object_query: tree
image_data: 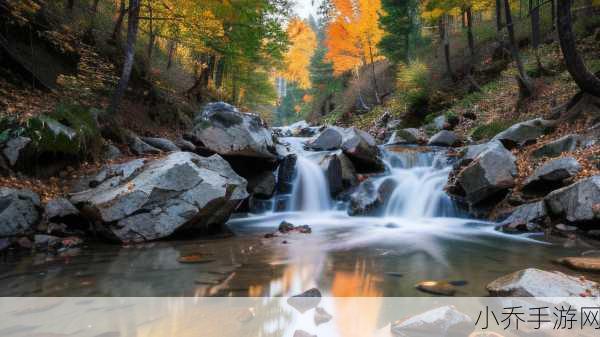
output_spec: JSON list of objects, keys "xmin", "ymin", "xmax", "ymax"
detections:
[
  {"xmin": 557, "ymin": 0, "xmax": 600, "ymax": 97},
  {"xmin": 379, "ymin": 0, "xmax": 420, "ymax": 63},
  {"xmin": 503, "ymin": 0, "xmax": 534, "ymax": 97},
  {"xmin": 281, "ymin": 18, "xmax": 317, "ymax": 89},
  {"xmin": 108, "ymin": 0, "xmax": 141, "ymax": 115}
]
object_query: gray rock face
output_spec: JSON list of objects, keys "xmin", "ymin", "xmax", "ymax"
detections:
[
  {"xmin": 306, "ymin": 127, "xmax": 343, "ymax": 151},
  {"xmin": 349, "ymin": 178, "xmax": 397, "ymax": 215},
  {"xmin": 0, "ymin": 188, "xmax": 41, "ymax": 237},
  {"xmin": 428, "ymin": 130, "xmax": 458, "ymax": 147},
  {"xmin": 486, "ymin": 268, "xmax": 600, "ymax": 297},
  {"xmin": 276, "ymin": 154, "xmax": 297, "ymax": 194},
  {"xmin": 390, "ymin": 306, "xmax": 473, "ymax": 337},
  {"xmin": 544, "ymin": 176, "xmax": 600, "ymax": 225},
  {"xmin": 129, "ymin": 136, "xmax": 161, "ymax": 155},
  {"xmin": 104, "ymin": 144, "xmax": 122, "ymax": 160},
  {"xmin": 454, "ymin": 143, "xmax": 516, "ymax": 205},
  {"xmin": 338, "ymin": 152, "xmax": 358, "ymax": 187},
  {"xmin": 341, "ymin": 127, "xmax": 384, "ymax": 172},
  {"xmin": 174, "ymin": 137, "xmax": 197, "ymax": 152},
  {"xmin": 247, "ymin": 171, "xmax": 276, "ymax": 198},
  {"xmin": 3, "ymin": 136, "xmax": 31, "ymax": 166},
  {"xmin": 492, "ymin": 118, "xmax": 555, "ymax": 148},
  {"xmin": 319, "ymin": 153, "xmax": 343, "ymax": 196},
  {"xmin": 45, "ymin": 197, "xmax": 79, "ymax": 222},
  {"xmin": 499, "ymin": 201, "xmax": 547, "ymax": 231},
  {"xmin": 70, "ymin": 152, "xmax": 248, "ymax": 242},
  {"xmin": 460, "ymin": 140, "xmax": 506, "ymax": 164},
  {"xmin": 523, "ymin": 157, "xmax": 581, "ymax": 191},
  {"xmin": 532, "ymin": 134, "xmax": 585, "ymax": 158},
  {"xmin": 191, "ymin": 102, "xmax": 275, "ymax": 159},
  {"xmin": 140, "ymin": 137, "xmax": 180, "ymax": 152},
  {"xmin": 387, "ymin": 128, "xmax": 421, "ymax": 145}
]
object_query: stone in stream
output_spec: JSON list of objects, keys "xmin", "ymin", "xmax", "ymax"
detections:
[
  {"xmin": 276, "ymin": 154, "xmax": 297, "ymax": 194},
  {"xmin": 278, "ymin": 221, "xmax": 311, "ymax": 234},
  {"xmin": 415, "ymin": 280, "xmax": 458, "ymax": 296},
  {"xmin": 531, "ymin": 134, "xmax": 586, "ymax": 158},
  {"xmin": 287, "ymin": 288, "xmax": 322, "ymax": 313},
  {"xmin": 544, "ymin": 175, "xmax": 600, "ymax": 226},
  {"xmin": 70, "ymin": 152, "xmax": 248, "ymax": 242},
  {"xmin": 338, "ymin": 152, "xmax": 359, "ymax": 187},
  {"xmin": 140, "ymin": 137, "xmax": 180, "ymax": 152},
  {"xmin": 190, "ymin": 102, "xmax": 276, "ymax": 159},
  {"xmin": 390, "ymin": 305, "xmax": 473, "ymax": 337},
  {"xmin": 293, "ymin": 330, "xmax": 316, "ymax": 337},
  {"xmin": 486, "ymin": 268, "xmax": 600, "ymax": 297},
  {"xmin": 246, "ymin": 171, "xmax": 276, "ymax": 198},
  {"xmin": 341, "ymin": 127, "xmax": 385, "ymax": 172},
  {"xmin": 3, "ymin": 136, "xmax": 31, "ymax": 166},
  {"xmin": 498, "ymin": 201, "xmax": 547, "ymax": 233},
  {"xmin": 555, "ymin": 257, "xmax": 600, "ymax": 272},
  {"xmin": 491, "ymin": 118, "xmax": 556, "ymax": 148},
  {"xmin": 348, "ymin": 178, "xmax": 397, "ymax": 216},
  {"xmin": 319, "ymin": 153, "xmax": 343, "ymax": 196},
  {"xmin": 45, "ymin": 197, "xmax": 80, "ymax": 223},
  {"xmin": 178, "ymin": 254, "xmax": 216, "ymax": 264},
  {"xmin": 387, "ymin": 128, "xmax": 421, "ymax": 145},
  {"xmin": 427, "ymin": 130, "xmax": 458, "ymax": 147},
  {"xmin": 0, "ymin": 188, "xmax": 41, "ymax": 237},
  {"xmin": 522, "ymin": 157, "xmax": 581, "ymax": 192},
  {"xmin": 305, "ymin": 127, "xmax": 343, "ymax": 151},
  {"xmin": 314, "ymin": 307, "xmax": 333, "ymax": 325}
]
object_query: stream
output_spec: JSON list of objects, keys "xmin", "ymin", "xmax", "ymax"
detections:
[{"xmin": 0, "ymin": 137, "xmax": 595, "ymax": 297}]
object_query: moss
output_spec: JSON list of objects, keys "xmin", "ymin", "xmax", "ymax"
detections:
[{"xmin": 470, "ymin": 120, "xmax": 515, "ymax": 141}]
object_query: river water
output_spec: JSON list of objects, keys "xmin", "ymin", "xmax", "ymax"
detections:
[{"xmin": 0, "ymin": 137, "xmax": 595, "ymax": 296}]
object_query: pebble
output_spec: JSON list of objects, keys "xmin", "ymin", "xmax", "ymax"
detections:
[
  {"xmin": 555, "ymin": 257, "xmax": 600, "ymax": 272},
  {"xmin": 415, "ymin": 281, "xmax": 458, "ymax": 296},
  {"xmin": 177, "ymin": 254, "xmax": 215, "ymax": 264}
]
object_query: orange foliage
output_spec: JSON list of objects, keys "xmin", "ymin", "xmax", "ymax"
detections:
[
  {"xmin": 282, "ymin": 18, "xmax": 317, "ymax": 88},
  {"xmin": 325, "ymin": 0, "xmax": 385, "ymax": 74}
]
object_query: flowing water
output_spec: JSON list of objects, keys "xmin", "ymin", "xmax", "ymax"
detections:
[{"xmin": 0, "ymin": 137, "xmax": 596, "ymax": 297}]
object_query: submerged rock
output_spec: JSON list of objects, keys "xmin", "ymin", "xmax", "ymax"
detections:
[
  {"xmin": 428, "ymin": 130, "xmax": 458, "ymax": 147},
  {"xmin": 523, "ymin": 157, "xmax": 581, "ymax": 192},
  {"xmin": 544, "ymin": 175, "xmax": 600, "ymax": 226},
  {"xmin": 0, "ymin": 188, "xmax": 41, "ymax": 237},
  {"xmin": 415, "ymin": 281, "xmax": 458, "ymax": 296},
  {"xmin": 293, "ymin": 330, "xmax": 316, "ymax": 337},
  {"xmin": 140, "ymin": 137, "xmax": 180, "ymax": 152},
  {"xmin": 191, "ymin": 102, "xmax": 276, "ymax": 159},
  {"xmin": 390, "ymin": 306, "xmax": 473, "ymax": 337},
  {"xmin": 556, "ymin": 257, "xmax": 600, "ymax": 272},
  {"xmin": 70, "ymin": 152, "xmax": 248, "ymax": 242},
  {"xmin": 492, "ymin": 118, "xmax": 555, "ymax": 148},
  {"xmin": 349, "ymin": 178, "xmax": 397, "ymax": 215},
  {"xmin": 314, "ymin": 307, "xmax": 333, "ymax": 325},
  {"xmin": 486, "ymin": 268, "xmax": 600, "ymax": 297},
  {"xmin": 287, "ymin": 288, "xmax": 322, "ymax": 313}
]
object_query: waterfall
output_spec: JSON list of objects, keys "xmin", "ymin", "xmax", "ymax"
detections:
[
  {"xmin": 290, "ymin": 156, "xmax": 332, "ymax": 212},
  {"xmin": 381, "ymin": 150, "xmax": 458, "ymax": 218}
]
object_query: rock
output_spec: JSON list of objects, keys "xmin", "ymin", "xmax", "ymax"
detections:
[
  {"xmin": 342, "ymin": 127, "xmax": 384, "ymax": 172},
  {"xmin": 338, "ymin": 152, "xmax": 358, "ymax": 187},
  {"xmin": 104, "ymin": 144, "xmax": 122, "ymax": 160},
  {"xmin": 306, "ymin": 127, "xmax": 343, "ymax": 151},
  {"xmin": 492, "ymin": 118, "xmax": 556, "ymax": 148},
  {"xmin": 460, "ymin": 140, "xmax": 506, "ymax": 164},
  {"xmin": 453, "ymin": 143, "xmax": 516, "ymax": 206},
  {"xmin": 287, "ymin": 288, "xmax": 322, "ymax": 313},
  {"xmin": 174, "ymin": 137, "xmax": 196, "ymax": 152},
  {"xmin": 486, "ymin": 268, "xmax": 600, "ymax": 297},
  {"xmin": 544, "ymin": 176, "xmax": 600, "ymax": 225},
  {"xmin": 498, "ymin": 201, "xmax": 547, "ymax": 232},
  {"xmin": 349, "ymin": 178, "xmax": 397, "ymax": 215},
  {"xmin": 140, "ymin": 137, "xmax": 180, "ymax": 152},
  {"xmin": 314, "ymin": 307, "xmax": 332, "ymax": 325},
  {"xmin": 0, "ymin": 238, "xmax": 9, "ymax": 252},
  {"xmin": 293, "ymin": 330, "xmax": 316, "ymax": 337},
  {"xmin": 289, "ymin": 120, "xmax": 317, "ymax": 137},
  {"xmin": 3, "ymin": 136, "xmax": 31, "ymax": 166},
  {"xmin": 428, "ymin": 130, "xmax": 458, "ymax": 147},
  {"xmin": 247, "ymin": 171, "xmax": 276, "ymax": 198},
  {"xmin": 556, "ymin": 257, "xmax": 600, "ymax": 272},
  {"xmin": 433, "ymin": 115, "xmax": 447, "ymax": 130},
  {"xmin": 70, "ymin": 152, "xmax": 248, "ymax": 242},
  {"xmin": 555, "ymin": 223, "xmax": 577, "ymax": 232},
  {"xmin": 177, "ymin": 254, "xmax": 215, "ymax": 264},
  {"xmin": 319, "ymin": 153, "xmax": 343, "ymax": 196},
  {"xmin": 523, "ymin": 157, "xmax": 581, "ymax": 192},
  {"xmin": 17, "ymin": 237, "xmax": 32, "ymax": 249},
  {"xmin": 276, "ymin": 154, "xmax": 297, "ymax": 194},
  {"xmin": 387, "ymin": 128, "xmax": 421, "ymax": 145},
  {"xmin": 415, "ymin": 281, "xmax": 458, "ymax": 296},
  {"xmin": 129, "ymin": 136, "xmax": 161, "ymax": 155},
  {"xmin": 191, "ymin": 102, "xmax": 276, "ymax": 159},
  {"xmin": 390, "ymin": 306, "xmax": 473, "ymax": 337},
  {"xmin": 34, "ymin": 234, "xmax": 61, "ymax": 250},
  {"xmin": 45, "ymin": 197, "xmax": 80, "ymax": 222},
  {"xmin": 278, "ymin": 221, "xmax": 311, "ymax": 234},
  {"xmin": 532, "ymin": 134, "xmax": 585, "ymax": 158},
  {"xmin": 0, "ymin": 188, "xmax": 41, "ymax": 237}
]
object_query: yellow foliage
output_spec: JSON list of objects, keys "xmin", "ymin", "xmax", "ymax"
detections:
[{"xmin": 282, "ymin": 18, "xmax": 317, "ymax": 88}]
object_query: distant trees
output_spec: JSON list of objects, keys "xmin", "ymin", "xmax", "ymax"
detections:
[{"xmin": 281, "ymin": 19, "xmax": 317, "ymax": 89}]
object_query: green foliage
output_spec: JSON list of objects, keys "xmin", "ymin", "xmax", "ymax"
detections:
[
  {"xmin": 396, "ymin": 60, "xmax": 431, "ymax": 112},
  {"xmin": 470, "ymin": 120, "xmax": 514, "ymax": 141},
  {"xmin": 378, "ymin": 0, "xmax": 421, "ymax": 63}
]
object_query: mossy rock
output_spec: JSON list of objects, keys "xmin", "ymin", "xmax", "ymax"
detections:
[{"xmin": 470, "ymin": 120, "xmax": 515, "ymax": 141}]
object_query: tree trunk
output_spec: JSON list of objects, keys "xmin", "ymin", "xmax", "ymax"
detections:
[
  {"xmin": 496, "ymin": 0, "xmax": 503, "ymax": 33},
  {"xmin": 110, "ymin": 0, "xmax": 126, "ymax": 44},
  {"xmin": 83, "ymin": 0, "xmax": 101, "ymax": 44},
  {"xmin": 367, "ymin": 40, "xmax": 381, "ymax": 104},
  {"xmin": 466, "ymin": 7, "xmax": 475, "ymax": 58},
  {"xmin": 108, "ymin": 0, "xmax": 141, "ymax": 115},
  {"xmin": 441, "ymin": 15, "xmax": 455, "ymax": 81},
  {"xmin": 530, "ymin": 0, "xmax": 543, "ymax": 72},
  {"xmin": 557, "ymin": 0, "xmax": 600, "ymax": 96},
  {"xmin": 145, "ymin": 3, "xmax": 155, "ymax": 77},
  {"xmin": 551, "ymin": 0, "xmax": 556, "ymax": 31},
  {"xmin": 166, "ymin": 40, "xmax": 176, "ymax": 70},
  {"xmin": 66, "ymin": 0, "xmax": 75, "ymax": 11},
  {"xmin": 504, "ymin": 0, "xmax": 534, "ymax": 97}
]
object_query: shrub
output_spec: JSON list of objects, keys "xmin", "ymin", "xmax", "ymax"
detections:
[
  {"xmin": 396, "ymin": 60, "xmax": 431, "ymax": 114},
  {"xmin": 470, "ymin": 120, "xmax": 515, "ymax": 141}
]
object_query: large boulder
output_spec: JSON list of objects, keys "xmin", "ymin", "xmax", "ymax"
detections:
[
  {"xmin": 498, "ymin": 201, "xmax": 547, "ymax": 233},
  {"xmin": 338, "ymin": 152, "xmax": 359, "ymax": 187},
  {"xmin": 319, "ymin": 153, "xmax": 343, "ymax": 196},
  {"xmin": 451, "ymin": 143, "xmax": 517, "ymax": 206},
  {"xmin": 427, "ymin": 130, "xmax": 458, "ymax": 147},
  {"xmin": 341, "ymin": 127, "xmax": 384, "ymax": 172},
  {"xmin": 544, "ymin": 175, "xmax": 600, "ymax": 226},
  {"xmin": 140, "ymin": 137, "xmax": 180, "ymax": 152},
  {"xmin": 190, "ymin": 102, "xmax": 276, "ymax": 159},
  {"xmin": 129, "ymin": 136, "xmax": 161, "ymax": 155},
  {"xmin": 0, "ymin": 188, "xmax": 41, "ymax": 237},
  {"xmin": 305, "ymin": 127, "xmax": 343, "ymax": 151},
  {"xmin": 531, "ymin": 134, "xmax": 585, "ymax": 158},
  {"xmin": 390, "ymin": 306, "xmax": 473, "ymax": 337},
  {"xmin": 70, "ymin": 152, "xmax": 248, "ymax": 242},
  {"xmin": 523, "ymin": 157, "xmax": 581, "ymax": 192},
  {"xmin": 492, "ymin": 118, "xmax": 555, "ymax": 148},
  {"xmin": 387, "ymin": 128, "xmax": 421, "ymax": 145},
  {"xmin": 276, "ymin": 154, "xmax": 297, "ymax": 194},
  {"xmin": 247, "ymin": 171, "xmax": 276, "ymax": 198},
  {"xmin": 349, "ymin": 178, "xmax": 397, "ymax": 215},
  {"xmin": 486, "ymin": 268, "xmax": 600, "ymax": 297}
]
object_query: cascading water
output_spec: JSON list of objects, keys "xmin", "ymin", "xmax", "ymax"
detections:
[{"xmin": 290, "ymin": 155, "xmax": 332, "ymax": 212}]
